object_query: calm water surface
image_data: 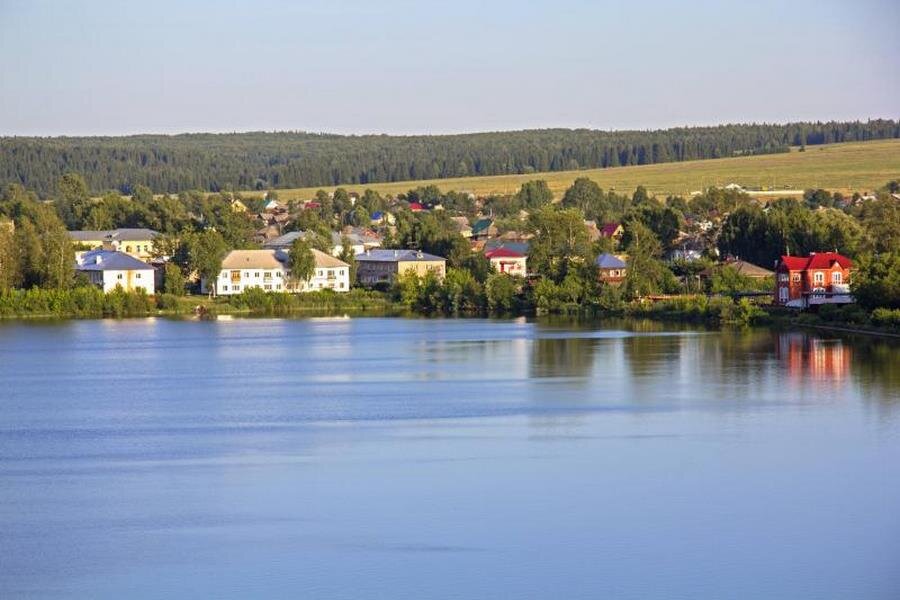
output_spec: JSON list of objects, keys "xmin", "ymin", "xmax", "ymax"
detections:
[{"xmin": 1, "ymin": 317, "xmax": 898, "ymax": 599}]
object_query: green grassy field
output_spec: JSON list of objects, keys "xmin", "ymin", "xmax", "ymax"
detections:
[{"xmin": 254, "ymin": 139, "xmax": 900, "ymax": 201}]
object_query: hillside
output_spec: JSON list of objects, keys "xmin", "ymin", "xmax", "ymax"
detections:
[
  {"xmin": 252, "ymin": 139, "xmax": 900, "ymax": 201},
  {"xmin": 1, "ymin": 120, "xmax": 897, "ymax": 197}
]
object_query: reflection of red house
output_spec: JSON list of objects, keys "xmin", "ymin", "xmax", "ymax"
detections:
[
  {"xmin": 776, "ymin": 333, "xmax": 850, "ymax": 381},
  {"xmin": 774, "ymin": 252, "xmax": 853, "ymax": 308}
]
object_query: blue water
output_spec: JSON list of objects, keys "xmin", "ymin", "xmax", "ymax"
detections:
[{"xmin": 1, "ymin": 317, "xmax": 898, "ymax": 599}]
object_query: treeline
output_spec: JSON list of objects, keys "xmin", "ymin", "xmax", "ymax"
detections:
[{"xmin": 3, "ymin": 120, "xmax": 898, "ymax": 196}]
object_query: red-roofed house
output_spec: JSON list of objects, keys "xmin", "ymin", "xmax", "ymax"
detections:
[
  {"xmin": 599, "ymin": 222, "xmax": 624, "ymax": 240},
  {"xmin": 484, "ymin": 247, "xmax": 527, "ymax": 276},
  {"xmin": 774, "ymin": 252, "xmax": 853, "ymax": 308},
  {"xmin": 408, "ymin": 202, "xmax": 425, "ymax": 212}
]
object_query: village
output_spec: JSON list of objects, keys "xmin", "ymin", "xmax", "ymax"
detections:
[{"xmin": 60, "ymin": 183, "xmax": 867, "ymax": 314}]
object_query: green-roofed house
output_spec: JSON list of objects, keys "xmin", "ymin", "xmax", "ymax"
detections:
[{"xmin": 471, "ymin": 218, "xmax": 497, "ymax": 240}]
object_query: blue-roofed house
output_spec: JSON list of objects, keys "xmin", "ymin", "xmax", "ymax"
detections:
[
  {"xmin": 76, "ymin": 248, "xmax": 156, "ymax": 294},
  {"xmin": 355, "ymin": 249, "xmax": 446, "ymax": 286},
  {"xmin": 595, "ymin": 253, "xmax": 628, "ymax": 285}
]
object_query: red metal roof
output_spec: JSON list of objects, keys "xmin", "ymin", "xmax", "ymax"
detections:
[
  {"xmin": 779, "ymin": 252, "xmax": 853, "ymax": 271},
  {"xmin": 485, "ymin": 247, "xmax": 525, "ymax": 258},
  {"xmin": 408, "ymin": 202, "xmax": 425, "ymax": 211},
  {"xmin": 600, "ymin": 222, "xmax": 621, "ymax": 237}
]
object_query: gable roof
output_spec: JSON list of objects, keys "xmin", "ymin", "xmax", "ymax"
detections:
[
  {"xmin": 69, "ymin": 228, "xmax": 159, "ymax": 242},
  {"xmin": 485, "ymin": 247, "xmax": 525, "ymax": 259},
  {"xmin": 76, "ymin": 249, "xmax": 154, "ymax": 271},
  {"xmin": 779, "ymin": 252, "xmax": 853, "ymax": 271},
  {"xmin": 599, "ymin": 223, "xmax": 622, "ymax": 237},
  {"xmin": 472, "ymin": 218, "xmax": 494, "ymax": 235},
  {"xmin": 221, "ymin": 248, "xmax": 348, "ymax": 270},
  {"xmin": 484, "ymin": 240, "xmax": 530, "ymax": 255},
  {"xmin": 356, "ymin": 248, "xmax": 445, "ymax": 263},
  {"xmin": 595, "ymin": 253, "xmax": 627, "ymax": 269}
]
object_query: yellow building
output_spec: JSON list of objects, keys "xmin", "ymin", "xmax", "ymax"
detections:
[
  {"xmin": 68, "ymin": 228, "xmax": 159, "ymax": 260},
  {"xmin": 355, "ymin": 249, "xmax": 446, "ymax": 286}
]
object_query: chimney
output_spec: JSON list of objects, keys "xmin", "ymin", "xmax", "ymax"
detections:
[
  {"xmin": 102, "ymin": 234, "xmax": 117, "ymax": 252},
  {"xmin": 417, "ymin": 250, "xmax": 423, "ymax": 259},
  {"xmin": 393, "ymin": 250, "xmax": 398, "ymax": 257},
  {"xmin": 94, "ymin": 254, "xmax": 103, "ymax": 265}
]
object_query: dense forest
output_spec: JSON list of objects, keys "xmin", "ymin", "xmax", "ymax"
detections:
[{"xmin": 2, "ymin": 120, "xmax": 898, "ymax": 197}]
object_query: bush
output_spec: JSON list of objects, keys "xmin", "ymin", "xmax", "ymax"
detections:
[{"xmin": 872, "ymin": 308, "xmax": 900, "ymax": 329}]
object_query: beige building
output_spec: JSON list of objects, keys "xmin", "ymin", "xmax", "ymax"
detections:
[
  {"xmin": 68, "ymin": 228, "xmax": 159, "ymax": 260},
  {"xmin": 202, "ymin": 248, "xmax": 350, "ymax": 295},
  {"xmin": 355, "ymin": 249, "xmax": 446, "ymax": 286}
]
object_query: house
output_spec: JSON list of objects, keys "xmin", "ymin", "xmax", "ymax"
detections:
[
  {"xmin": 774, "ymin": 252, "xmax": 853, "ymax": 308},
  {"xmin": 68, "ymin": 228, "xmax": 159, "ymax": 260},
  {"xmin": 202, "ymin": 249, "xmax": 350, "ymax": 295},
  {"xmin": 230, "ymin": 199, "xmax": 248, "ymax": 213},
  {"xmin": 599, "ymin": 222, "xmax": 624, "ymax": 240},
  {"xmin": 408, "ymin": 202, "xmax": 425, "ymax": 212},
  {"xmin": 484, "ymin": 247, "xmax": 527, "ymax": 276},
  {"xmin": 471, "ymin": 218, "xmax": 497, "ymax": 240},
  {"xmin": 264, "ymin": 229, "xmax": 381, "ymax": 256},
  {"xmin": 700, "ymin": 259, "xmax": 774, "ymax": 282},
  {"xmin": 450, "ymin": 216, "xmax": 473, "ymax": 238},
  {"xmin": 263, "ymin": 199, "xmax": 282, "ymax": 211},
  {"xmin": 76, "ymin": 248, "xmax": 156, "ymax": 294},
  {"xmin": 595, "ymin": 253, "xmax": 628, "ymax": 285},
  {"xmin": 371, "ymin": 211, "xmax": 396, "ymax": 226},
  {"xmin": 355, "ymin": 249, "xmax": 446, "ymax": 286}
]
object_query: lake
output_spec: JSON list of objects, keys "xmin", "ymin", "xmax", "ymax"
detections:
[{"xmin": 1, "ymin": 317, "xmax": 898, "ymax": 599}]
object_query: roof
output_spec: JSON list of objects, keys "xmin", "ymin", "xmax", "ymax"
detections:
[
  {"xmin": 595, "ymin": 253, "xmax": 627, "ymax": 269},
  {"xmin": 356, "ymin": 249, "xmax": 445, "ymax": 263},
  {"xmin": 472, "ymin": 218, "xmax": 494, "ymax": 234},
  {"xmin": 779, "ymin": 252, "xmax": 853, "ymax": 271},
  {"xmin": 408, "ymin": 202, "xmax": 425, "ymax": 211},
  {"xmin": 485, "ymin": 247, "xmax": 526, "ymax": 259},
  {"xmin": 221, "ymin": 248, "xmax": 348, "ymax": 270},
  {"xmin": 725, "ymin": 259, "xmax": 773, "ymax": 277},
  {"xmin": 484, "ymin": 240, "xmax": 530, "ymax": 255},
  {"xmin": 599, "ymin": 223, "xmax": 622, "ymax": 237},
  {"xmin": 76, "ymin": 249, "xmax": 154, "ymax": 271},
  {"xmin": 69, "ymin": 228, "xmax": 159, "ymax": 242}
]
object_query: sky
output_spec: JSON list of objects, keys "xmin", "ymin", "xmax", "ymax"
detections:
[{"xmin": 0, "ymin": 0, "xmax": 898, "ymax": 136}]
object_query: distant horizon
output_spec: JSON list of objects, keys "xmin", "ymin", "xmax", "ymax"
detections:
[{"xmin": 2, "ymin": 115, "xmax": 898, "ymax": 139}]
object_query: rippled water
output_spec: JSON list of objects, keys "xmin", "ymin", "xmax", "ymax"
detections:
[{"xmin": 1, "ymin": 317, "xmax": 898, "ymax": 599}]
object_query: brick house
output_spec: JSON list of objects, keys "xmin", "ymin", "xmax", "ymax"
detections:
[{"xmin": 774, "ymin": 252, "xmax": 853, "ymax": 308}]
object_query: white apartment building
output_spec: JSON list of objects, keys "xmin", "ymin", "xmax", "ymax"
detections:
[{"xmin": 202, "ymin": 249, "xmax": 350, "ymax": 295}]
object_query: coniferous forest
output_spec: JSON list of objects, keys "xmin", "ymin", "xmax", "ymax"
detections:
[{"xmin": 2, "ymin": 120, "xmax": 898, "ymax": 196}]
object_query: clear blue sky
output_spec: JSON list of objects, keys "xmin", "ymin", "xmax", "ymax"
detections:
[{"xmin": 1, "ymin": 0, "xmax": 897, "ymax": 136}]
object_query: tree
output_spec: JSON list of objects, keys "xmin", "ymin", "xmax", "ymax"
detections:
[
  {"xmin": 852, "ymin": 252, "xmax": 900, "ymax": 310},
  {"xmin": 287, "ymin": 238, "xmax": 315, "ymax": 288},
  {"xmin": 485, "ymin": 272, "xmax": 519, "ymax": 312},
  {"xmin": 188, "ymin": 230, "xmax": 227, "ymax": 296},
  {"xmin": 0, "ymin": 219, "xmax": 20, "ymax": 291},
  {"xmin": 338, "ymin": 237, "xmax": 358, "ymax": 283},
  {"xmin": 622, "ymin": 221, "xmax": 676, "ymax": 299},
  {"xmin": 561, "ymin": 177, "xmax": 604, "ymax": 219},
  {"xmin": 516, "ymin": 180, "xmax": 553, "ymax": 209},
  {"xmin": 527, "ymin": 205, "xmax": 592, "ymax": 282},
  {"xmin": 55, "ymin": 173, "xmax": 91, "ymax": 229},
  {"xmin": 163, "ymin": 262, "xmax": 186, "ymax": 296}
]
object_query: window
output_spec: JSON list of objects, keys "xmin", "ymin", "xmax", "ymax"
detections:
[
  {"xmin": 255, "ymin": 272, "xmax": 260, "ymax": 278},
  {"xmin": 814, "ymin": 271, "xmax": 824, "ymax": 284},
  {"xmin": 264, "ymin": 284, "xmax": 272, "ymax": 290},
  {"xmin": 778, "ymin": 273, "xmax": 788, "ymax": 282},
  {"xmin": 117, "ymin": 273, "xmax": 123, "ymax": 279},
  {"xmin": 244, "ymin": 272, "xmax": 250, "ymax": 278},
  {"xmin": 792, "ymin": 273, "xmax": 800, "ymax": 282},
  {"xmin": 233, "ymin": 285, "xmax": 240, "ymax": 292},
  {"xmin": 135, "ymin": 273, "xmax": 141, "ymax": 279},
  {"xmin": 276, "ymin": 272, "xmax": 282, "ymax": 278},
  {"xmin": 222, "ymin": 285, "xmax": 228, "ymax": 291},
  {"xmin": 276, "ymin": 284, "xmax": 282, "ymax": 290},
  {"xmin": 832, "ymin": 272, "xmax": 842, "ymax": 283},
  {"xmin": 339, "ymin": 282, "xmax": 345, "ymax": 288}
]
